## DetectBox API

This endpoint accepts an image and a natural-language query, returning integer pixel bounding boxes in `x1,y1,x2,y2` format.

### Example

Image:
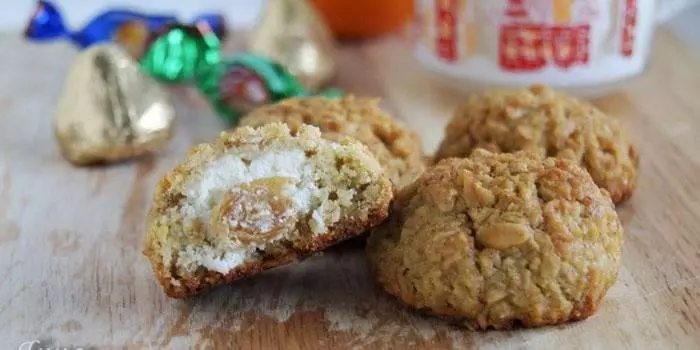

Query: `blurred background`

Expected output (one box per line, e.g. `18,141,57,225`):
3,0,697,31
1,1,265,30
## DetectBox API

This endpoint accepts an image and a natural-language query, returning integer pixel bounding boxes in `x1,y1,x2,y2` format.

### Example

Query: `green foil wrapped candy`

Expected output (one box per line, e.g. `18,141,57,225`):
140,24,221,83
197,53,308,125
139,24,343,125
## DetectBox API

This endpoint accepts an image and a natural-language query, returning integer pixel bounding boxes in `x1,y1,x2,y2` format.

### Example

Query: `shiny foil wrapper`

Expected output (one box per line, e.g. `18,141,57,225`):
138,24,222,83
113,20,151,59
124,23,342,126
54,44,174,165
24,1,227,50
196,53,308,125
249,0,338,92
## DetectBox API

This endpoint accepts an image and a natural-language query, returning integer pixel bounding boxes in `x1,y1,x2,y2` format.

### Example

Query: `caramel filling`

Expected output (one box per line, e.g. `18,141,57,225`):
211,177,297,245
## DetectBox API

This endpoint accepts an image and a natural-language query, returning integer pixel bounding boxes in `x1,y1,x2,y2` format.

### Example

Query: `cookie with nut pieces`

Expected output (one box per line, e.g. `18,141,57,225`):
367,149,624,329
241,95,426,189
144,123,393,298
434,85,639,203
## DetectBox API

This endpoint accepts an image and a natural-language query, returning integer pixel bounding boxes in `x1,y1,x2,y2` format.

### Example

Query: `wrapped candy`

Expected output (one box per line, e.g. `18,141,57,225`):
197,53,323,122
24,1,226,49
138,24,222,83
196,53,342,125
54,44,174,165
248,0,338,92
139,25,342,125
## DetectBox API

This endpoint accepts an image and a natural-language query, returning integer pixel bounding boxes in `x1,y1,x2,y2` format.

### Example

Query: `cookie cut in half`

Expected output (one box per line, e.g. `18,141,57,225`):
434,85,639,203
241,95,426,189
367,150,624,329
144,123,393,298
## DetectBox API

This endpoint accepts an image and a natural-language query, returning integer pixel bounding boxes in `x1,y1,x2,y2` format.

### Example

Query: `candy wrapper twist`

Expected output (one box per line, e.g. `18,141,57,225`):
24,1,226,49
140,24,343,125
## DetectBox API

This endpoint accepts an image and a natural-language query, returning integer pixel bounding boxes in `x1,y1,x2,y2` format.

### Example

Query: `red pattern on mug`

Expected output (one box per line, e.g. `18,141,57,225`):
435,0,458,62
622,0,637,57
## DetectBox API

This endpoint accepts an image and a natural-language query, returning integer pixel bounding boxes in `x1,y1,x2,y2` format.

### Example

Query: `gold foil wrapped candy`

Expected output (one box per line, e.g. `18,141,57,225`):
249,0,338,92
113,21,151,59
54,44,174,165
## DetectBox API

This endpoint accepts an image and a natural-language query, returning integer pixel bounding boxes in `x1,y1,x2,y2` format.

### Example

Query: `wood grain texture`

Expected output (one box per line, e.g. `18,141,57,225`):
2,26,700,349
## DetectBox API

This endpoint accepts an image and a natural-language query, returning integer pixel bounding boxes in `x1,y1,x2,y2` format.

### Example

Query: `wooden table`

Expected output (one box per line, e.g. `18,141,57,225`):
2,22,700,349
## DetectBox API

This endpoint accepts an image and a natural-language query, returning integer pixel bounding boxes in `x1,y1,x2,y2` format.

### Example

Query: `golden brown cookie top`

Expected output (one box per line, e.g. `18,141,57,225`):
367,150,624,329
434,85,639,203
241,95,426,189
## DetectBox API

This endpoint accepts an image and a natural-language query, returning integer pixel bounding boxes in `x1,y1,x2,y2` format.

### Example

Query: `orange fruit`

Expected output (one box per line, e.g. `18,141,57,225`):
310,0,415,39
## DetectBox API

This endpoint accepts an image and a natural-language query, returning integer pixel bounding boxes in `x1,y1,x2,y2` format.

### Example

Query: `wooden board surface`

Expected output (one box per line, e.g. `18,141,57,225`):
2,26,700,349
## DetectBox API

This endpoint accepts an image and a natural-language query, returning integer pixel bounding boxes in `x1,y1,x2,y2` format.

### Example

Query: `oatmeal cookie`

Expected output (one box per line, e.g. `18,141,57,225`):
367,150,624,329
434,85,639,203
144,123,393,298
241,95,426,189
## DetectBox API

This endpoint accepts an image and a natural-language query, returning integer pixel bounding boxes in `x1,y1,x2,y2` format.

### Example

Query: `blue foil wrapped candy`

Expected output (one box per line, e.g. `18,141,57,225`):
24,1,227,49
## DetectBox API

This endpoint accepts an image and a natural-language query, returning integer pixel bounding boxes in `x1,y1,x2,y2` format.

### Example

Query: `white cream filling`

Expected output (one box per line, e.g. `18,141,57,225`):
178,244,252,274
189,149,309,217
173,149,349,274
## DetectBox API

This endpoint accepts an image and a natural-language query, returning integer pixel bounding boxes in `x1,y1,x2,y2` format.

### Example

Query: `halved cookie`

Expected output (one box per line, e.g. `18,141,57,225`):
144,123,393,298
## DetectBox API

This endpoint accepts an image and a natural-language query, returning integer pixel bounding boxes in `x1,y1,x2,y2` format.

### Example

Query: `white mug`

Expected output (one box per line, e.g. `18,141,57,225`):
414,0,656,97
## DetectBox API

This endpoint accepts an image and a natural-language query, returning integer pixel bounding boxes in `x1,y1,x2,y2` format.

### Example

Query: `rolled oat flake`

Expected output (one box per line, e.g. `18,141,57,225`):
414,0,654,97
